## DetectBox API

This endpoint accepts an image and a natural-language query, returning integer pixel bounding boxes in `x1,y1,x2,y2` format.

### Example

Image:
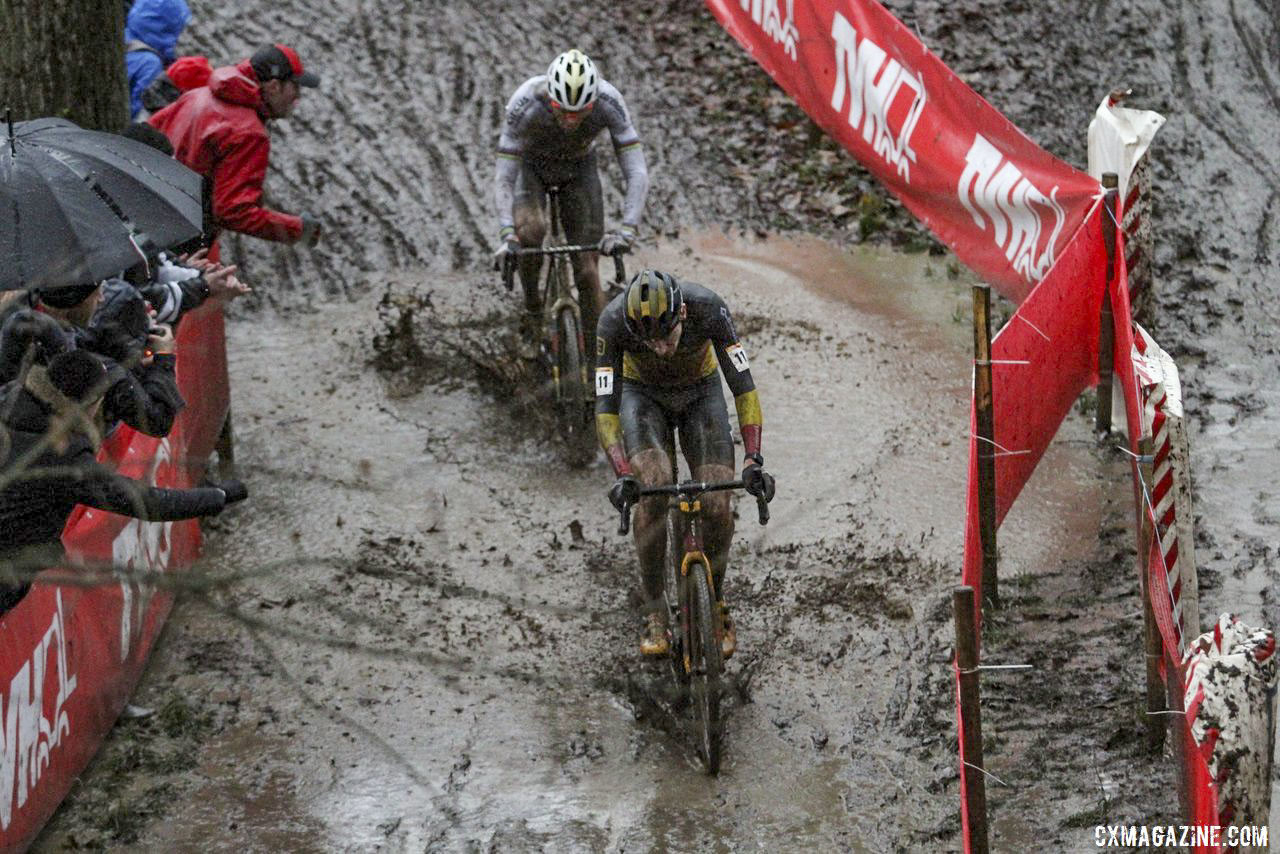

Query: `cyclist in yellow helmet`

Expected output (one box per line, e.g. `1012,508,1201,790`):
595,269,774,659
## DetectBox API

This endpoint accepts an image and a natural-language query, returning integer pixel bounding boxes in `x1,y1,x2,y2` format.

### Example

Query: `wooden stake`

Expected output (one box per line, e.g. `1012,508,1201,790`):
214,408,236,481
1167,657,1191,821
1136,437,1168,752
1096,172,1119,435
954,586,989,854
972,284,998,609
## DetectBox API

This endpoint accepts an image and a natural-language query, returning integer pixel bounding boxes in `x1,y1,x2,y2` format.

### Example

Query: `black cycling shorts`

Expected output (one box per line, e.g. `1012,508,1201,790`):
619,374,735,474
514,151,604,245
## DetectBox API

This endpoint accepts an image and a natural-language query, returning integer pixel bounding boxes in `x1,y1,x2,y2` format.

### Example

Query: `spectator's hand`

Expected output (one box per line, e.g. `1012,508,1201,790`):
204,263,251,304
599,226,636,257
608,475,640,512
742,463,775,502
210,271,252,304
178,247,212,271
203,262,237,289
492,231,521,272
300,214,323,247
144,323,175,364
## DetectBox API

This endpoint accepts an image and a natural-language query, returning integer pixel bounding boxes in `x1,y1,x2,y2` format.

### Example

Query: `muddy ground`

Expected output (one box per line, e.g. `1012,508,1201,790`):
30,0,1280,851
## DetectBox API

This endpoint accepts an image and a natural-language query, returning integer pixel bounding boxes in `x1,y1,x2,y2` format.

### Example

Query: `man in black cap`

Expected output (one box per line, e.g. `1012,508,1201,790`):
149,42,323,251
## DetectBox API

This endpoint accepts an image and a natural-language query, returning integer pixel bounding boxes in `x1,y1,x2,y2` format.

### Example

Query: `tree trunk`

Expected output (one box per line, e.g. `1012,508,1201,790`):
0,0,127,131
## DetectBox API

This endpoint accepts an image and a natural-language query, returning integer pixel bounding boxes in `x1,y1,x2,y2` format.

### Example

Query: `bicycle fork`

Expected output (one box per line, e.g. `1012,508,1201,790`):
675,500,719,676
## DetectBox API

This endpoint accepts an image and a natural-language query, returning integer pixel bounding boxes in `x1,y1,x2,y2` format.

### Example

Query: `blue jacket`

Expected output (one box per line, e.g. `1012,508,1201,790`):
124,0,191,119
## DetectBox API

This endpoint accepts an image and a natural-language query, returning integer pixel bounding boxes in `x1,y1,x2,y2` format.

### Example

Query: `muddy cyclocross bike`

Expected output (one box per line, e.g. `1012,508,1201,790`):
616,476,772,774
502,186,627,467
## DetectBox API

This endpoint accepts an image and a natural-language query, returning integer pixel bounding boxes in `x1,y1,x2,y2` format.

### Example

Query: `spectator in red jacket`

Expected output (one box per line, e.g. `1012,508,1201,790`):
149,43,322,252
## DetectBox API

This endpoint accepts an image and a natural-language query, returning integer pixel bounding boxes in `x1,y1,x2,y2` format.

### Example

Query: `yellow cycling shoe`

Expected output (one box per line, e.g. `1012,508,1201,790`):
721,604,736,660
640,612,669,656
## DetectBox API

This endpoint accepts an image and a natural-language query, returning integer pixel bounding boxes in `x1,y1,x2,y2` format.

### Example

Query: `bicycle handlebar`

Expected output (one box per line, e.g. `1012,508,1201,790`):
616,477,771,536
501,243,629,292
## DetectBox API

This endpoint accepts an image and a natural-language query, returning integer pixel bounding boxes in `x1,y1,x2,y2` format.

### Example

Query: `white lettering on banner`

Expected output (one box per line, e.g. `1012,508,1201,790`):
957,134,1068,284
0,590,78,830
829,12,926,182
112,438,174,662
740,0,798,60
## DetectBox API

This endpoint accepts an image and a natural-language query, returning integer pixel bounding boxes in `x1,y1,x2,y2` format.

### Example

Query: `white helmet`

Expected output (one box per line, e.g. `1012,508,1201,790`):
546,49,598,111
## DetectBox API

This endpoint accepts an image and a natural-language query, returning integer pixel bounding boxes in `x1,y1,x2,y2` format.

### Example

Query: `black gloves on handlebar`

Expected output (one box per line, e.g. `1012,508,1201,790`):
742,465,776,502
608,475,640,512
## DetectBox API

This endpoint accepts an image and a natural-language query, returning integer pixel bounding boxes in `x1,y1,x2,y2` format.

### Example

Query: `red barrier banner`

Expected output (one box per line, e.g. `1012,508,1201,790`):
0,304,228,851
704,0,1102,302
960,200,1107,606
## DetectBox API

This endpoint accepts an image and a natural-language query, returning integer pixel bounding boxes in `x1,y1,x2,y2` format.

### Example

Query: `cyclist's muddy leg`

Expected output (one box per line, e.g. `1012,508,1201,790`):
631,448,673,615
513,163,548,314
693,462,736,598
562,151,605,337
571,252,603,340
681,377,737,600
513,204,546,314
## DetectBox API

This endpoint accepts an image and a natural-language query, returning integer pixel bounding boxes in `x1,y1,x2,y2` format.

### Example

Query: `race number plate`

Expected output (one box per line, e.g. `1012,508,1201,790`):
725,343,750,372
595,367,614,396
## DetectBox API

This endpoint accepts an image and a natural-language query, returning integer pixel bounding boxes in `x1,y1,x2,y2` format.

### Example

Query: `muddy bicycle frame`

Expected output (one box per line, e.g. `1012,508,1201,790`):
618,477,770,773
499,184,627,350
501,186,626,463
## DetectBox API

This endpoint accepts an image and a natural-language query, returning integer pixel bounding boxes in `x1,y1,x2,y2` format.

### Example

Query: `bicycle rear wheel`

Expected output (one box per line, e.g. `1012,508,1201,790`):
687,562,723,774
553,305,597,467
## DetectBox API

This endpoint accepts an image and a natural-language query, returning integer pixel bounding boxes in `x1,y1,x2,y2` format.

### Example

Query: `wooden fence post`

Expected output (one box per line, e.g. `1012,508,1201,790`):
214,407,236,480
954,586,989,854
1096,172,1119,435
972,284,998,609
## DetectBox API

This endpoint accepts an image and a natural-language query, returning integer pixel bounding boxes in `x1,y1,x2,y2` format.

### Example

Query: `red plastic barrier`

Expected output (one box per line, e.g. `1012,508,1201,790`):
0,303,228,852
1110,258,1220,847
703,0,1101,302
951,204,1106,847
959,202,1108,609
707,3,1220,847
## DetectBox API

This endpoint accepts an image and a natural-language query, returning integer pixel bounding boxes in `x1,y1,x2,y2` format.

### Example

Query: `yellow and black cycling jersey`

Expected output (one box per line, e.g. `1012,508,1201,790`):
594,280,762,476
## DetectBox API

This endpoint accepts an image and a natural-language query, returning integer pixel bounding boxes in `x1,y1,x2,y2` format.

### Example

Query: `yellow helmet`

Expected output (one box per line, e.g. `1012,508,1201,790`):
624,269,683,340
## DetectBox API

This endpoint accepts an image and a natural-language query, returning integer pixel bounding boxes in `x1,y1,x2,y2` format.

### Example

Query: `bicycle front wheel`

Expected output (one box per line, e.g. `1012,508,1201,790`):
554,306,597,468
688,562,723,775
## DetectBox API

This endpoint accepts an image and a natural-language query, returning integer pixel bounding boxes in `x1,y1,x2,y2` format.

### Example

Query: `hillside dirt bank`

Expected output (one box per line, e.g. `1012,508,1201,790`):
32,0,1280,849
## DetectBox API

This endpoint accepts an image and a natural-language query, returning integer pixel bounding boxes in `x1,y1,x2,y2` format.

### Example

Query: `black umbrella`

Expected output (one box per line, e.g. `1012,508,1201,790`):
0,114,202,292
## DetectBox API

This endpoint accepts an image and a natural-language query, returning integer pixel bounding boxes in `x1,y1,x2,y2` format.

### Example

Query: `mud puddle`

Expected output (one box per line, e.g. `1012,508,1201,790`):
34,231,1155,851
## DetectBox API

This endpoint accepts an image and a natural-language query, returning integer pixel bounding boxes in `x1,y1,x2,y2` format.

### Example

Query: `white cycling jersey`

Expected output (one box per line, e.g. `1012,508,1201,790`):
494,75,649,231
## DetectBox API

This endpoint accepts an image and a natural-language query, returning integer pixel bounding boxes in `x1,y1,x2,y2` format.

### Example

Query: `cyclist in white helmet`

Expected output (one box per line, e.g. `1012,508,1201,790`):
493,49,650,352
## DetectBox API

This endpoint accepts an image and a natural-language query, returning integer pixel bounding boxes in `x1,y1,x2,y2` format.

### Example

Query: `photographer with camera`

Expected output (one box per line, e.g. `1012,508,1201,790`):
0,349,246,612
81,279,186,437
0,281,184,439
